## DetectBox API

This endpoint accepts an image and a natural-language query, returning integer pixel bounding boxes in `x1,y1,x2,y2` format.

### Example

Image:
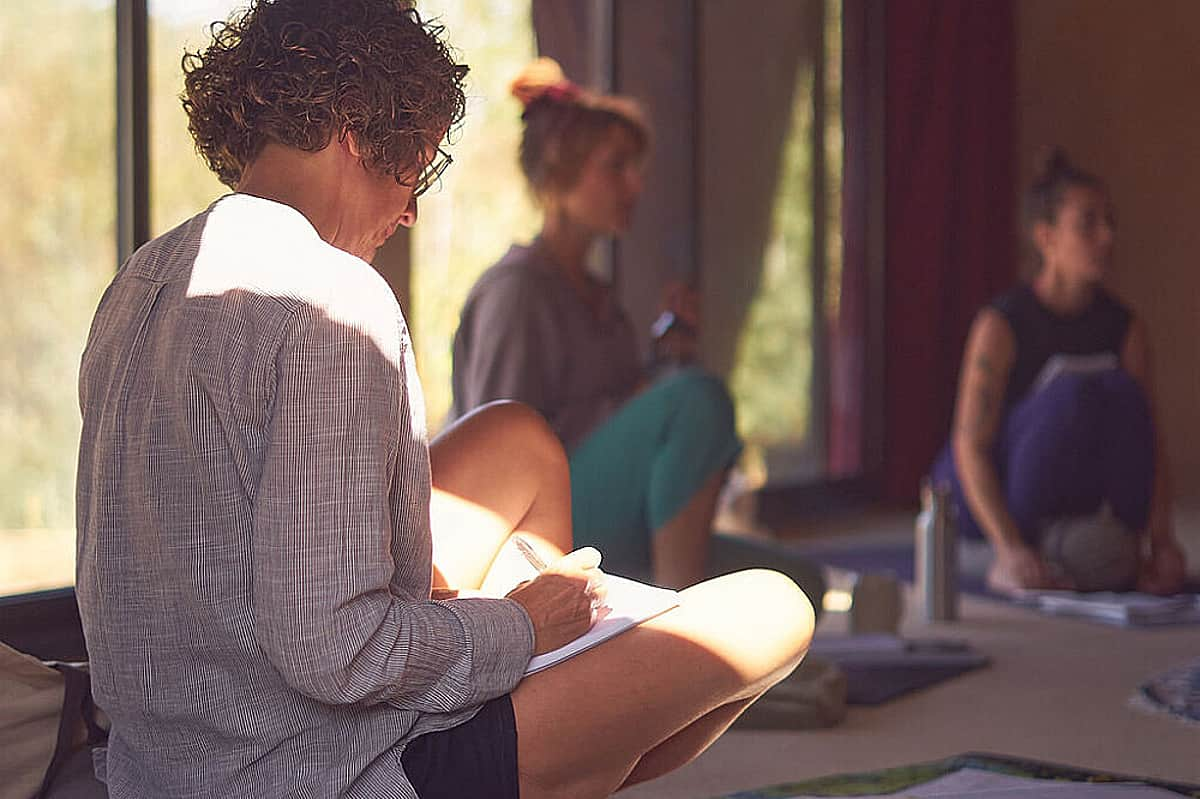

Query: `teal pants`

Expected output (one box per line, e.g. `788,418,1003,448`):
567,368,742,579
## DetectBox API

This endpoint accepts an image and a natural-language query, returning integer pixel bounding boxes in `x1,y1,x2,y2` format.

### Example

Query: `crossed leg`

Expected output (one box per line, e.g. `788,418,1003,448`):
429,401,814,797
429,401,573,591
513,570,813,797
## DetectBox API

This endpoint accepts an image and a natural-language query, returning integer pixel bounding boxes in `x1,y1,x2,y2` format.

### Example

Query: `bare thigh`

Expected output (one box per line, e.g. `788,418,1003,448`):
511,569,814,798
429,401,573,590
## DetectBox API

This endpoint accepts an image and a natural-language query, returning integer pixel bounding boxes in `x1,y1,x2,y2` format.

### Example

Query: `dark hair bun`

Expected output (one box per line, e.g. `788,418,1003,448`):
1033,146,1074,187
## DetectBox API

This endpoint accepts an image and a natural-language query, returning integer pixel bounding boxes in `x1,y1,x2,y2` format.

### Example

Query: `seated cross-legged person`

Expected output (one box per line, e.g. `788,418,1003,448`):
931,149,1186,596
450,58,826,609
74,7,814,798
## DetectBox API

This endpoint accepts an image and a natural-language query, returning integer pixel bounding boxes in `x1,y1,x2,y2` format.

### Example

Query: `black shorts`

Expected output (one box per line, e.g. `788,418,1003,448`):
400,694,520,799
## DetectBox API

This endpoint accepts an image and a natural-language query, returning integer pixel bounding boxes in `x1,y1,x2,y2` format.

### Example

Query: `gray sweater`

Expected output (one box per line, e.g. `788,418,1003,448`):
450,240,642,449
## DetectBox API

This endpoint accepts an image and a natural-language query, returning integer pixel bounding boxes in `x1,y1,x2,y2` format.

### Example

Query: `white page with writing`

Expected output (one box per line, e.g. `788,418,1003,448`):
474,540,680,676
524,574,679,675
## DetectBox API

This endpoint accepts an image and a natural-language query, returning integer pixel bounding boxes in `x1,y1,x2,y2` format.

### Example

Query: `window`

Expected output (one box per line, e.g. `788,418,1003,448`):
0,0,116,596
149,0,236,236
0,0,238,598
409,0,539,432
726,0,849,488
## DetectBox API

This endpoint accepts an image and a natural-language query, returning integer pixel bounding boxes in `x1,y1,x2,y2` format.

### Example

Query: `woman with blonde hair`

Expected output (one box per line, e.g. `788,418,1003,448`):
451,59,826,606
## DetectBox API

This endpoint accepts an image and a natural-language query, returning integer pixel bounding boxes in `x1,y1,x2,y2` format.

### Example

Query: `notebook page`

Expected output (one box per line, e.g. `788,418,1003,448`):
524,574,679,675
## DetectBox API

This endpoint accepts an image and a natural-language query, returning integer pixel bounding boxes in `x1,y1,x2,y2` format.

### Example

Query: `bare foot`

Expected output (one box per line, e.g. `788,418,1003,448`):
987,545,1072,595
1137,540,1186,596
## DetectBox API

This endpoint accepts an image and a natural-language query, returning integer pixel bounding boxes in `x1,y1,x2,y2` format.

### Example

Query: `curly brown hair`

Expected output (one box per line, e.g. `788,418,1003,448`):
182,0,468,188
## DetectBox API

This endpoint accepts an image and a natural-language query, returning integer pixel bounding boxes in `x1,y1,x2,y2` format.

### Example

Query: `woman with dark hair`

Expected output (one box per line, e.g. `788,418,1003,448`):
451,59,827,604
75,4,813,797
931,149,1186,595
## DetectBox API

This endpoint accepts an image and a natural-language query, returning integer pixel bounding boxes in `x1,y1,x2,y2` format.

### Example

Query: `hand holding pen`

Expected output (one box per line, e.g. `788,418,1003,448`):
506,538,610,655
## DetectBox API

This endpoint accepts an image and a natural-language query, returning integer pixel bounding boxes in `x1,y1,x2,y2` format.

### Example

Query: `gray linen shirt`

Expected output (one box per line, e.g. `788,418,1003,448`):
450,241,642,449
76,194,534,798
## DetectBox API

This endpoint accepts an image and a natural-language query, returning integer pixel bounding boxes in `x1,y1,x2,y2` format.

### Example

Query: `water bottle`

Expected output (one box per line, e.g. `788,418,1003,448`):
915,479,958,622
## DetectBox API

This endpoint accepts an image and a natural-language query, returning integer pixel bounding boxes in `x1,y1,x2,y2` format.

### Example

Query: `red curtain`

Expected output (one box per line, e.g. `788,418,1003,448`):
827,0,874,478
881,0,1017,501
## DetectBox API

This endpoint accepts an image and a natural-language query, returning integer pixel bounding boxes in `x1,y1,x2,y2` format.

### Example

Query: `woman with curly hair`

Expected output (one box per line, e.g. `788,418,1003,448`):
75,3,814,797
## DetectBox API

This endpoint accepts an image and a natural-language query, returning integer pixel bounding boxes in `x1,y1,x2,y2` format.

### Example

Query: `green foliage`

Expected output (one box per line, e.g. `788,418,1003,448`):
409,0,539,432
149,5,232,236
0,0,116,533
729,69,817,452
0,0,232,591
729,0,842,474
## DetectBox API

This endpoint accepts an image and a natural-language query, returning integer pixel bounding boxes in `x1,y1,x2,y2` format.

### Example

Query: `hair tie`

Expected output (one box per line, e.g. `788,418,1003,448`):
518,80,582,120
542,81,581,104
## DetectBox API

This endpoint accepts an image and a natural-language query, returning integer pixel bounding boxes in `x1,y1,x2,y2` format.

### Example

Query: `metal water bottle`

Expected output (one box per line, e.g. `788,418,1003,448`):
915,479,958,622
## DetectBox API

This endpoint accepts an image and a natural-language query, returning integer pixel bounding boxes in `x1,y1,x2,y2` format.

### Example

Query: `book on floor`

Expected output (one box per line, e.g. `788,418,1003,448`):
1015,590,1200,626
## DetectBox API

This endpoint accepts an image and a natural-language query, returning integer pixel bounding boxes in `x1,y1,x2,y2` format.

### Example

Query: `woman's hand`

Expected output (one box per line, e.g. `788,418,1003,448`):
660,281,700,330
651,282,701,369
506,547,608,654
1137,538,1186,596
987,543,1073,594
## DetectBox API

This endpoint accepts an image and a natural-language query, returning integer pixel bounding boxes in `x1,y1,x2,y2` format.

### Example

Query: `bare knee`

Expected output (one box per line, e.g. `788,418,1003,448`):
727,568,815,649
679,568,815,689
465,401,565,462
440,400,568,479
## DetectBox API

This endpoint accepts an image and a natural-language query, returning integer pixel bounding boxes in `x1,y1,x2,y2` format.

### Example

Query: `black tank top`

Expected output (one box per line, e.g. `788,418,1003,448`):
991,283,1132,408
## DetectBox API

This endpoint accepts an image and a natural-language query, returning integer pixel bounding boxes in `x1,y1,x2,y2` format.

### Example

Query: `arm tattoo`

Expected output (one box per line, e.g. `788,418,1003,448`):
971,386,995,435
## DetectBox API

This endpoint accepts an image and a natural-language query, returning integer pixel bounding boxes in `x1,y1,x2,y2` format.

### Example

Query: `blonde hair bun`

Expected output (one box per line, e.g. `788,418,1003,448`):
510,57,573,107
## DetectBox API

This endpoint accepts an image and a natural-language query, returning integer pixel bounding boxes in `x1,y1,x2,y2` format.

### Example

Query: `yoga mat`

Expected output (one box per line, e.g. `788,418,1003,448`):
796,541,1200,601
1133,657,1200,726
715,751,1200,798
795,541,992,595
837,658,988,705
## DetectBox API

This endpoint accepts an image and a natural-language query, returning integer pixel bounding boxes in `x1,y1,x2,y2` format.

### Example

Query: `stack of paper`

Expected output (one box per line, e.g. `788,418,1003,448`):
1022,591,1200,627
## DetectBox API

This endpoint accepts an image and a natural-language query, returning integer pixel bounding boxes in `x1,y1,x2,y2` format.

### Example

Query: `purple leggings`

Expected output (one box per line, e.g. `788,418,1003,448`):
931,370,1155,545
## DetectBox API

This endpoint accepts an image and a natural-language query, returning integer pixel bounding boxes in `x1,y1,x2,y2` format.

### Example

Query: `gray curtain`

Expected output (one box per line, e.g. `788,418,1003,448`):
531,0,596,89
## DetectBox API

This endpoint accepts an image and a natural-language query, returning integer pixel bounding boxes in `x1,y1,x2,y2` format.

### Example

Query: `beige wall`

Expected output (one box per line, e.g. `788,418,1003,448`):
1018,0,1200,499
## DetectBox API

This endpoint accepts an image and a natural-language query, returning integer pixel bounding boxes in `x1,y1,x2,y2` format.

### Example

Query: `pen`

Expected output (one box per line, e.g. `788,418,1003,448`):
513,536,609,614
512,535,548,572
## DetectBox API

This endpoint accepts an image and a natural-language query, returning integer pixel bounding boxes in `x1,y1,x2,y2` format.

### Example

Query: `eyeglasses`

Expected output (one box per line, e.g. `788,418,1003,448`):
401,145,453,198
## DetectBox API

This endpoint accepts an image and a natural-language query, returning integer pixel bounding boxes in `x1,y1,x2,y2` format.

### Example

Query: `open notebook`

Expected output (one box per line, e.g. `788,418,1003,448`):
477,542,680,676
524,574,680,674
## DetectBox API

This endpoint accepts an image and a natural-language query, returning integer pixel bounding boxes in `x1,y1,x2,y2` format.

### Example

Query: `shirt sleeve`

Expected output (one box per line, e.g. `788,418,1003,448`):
453,271,564,421
251,301,534,712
